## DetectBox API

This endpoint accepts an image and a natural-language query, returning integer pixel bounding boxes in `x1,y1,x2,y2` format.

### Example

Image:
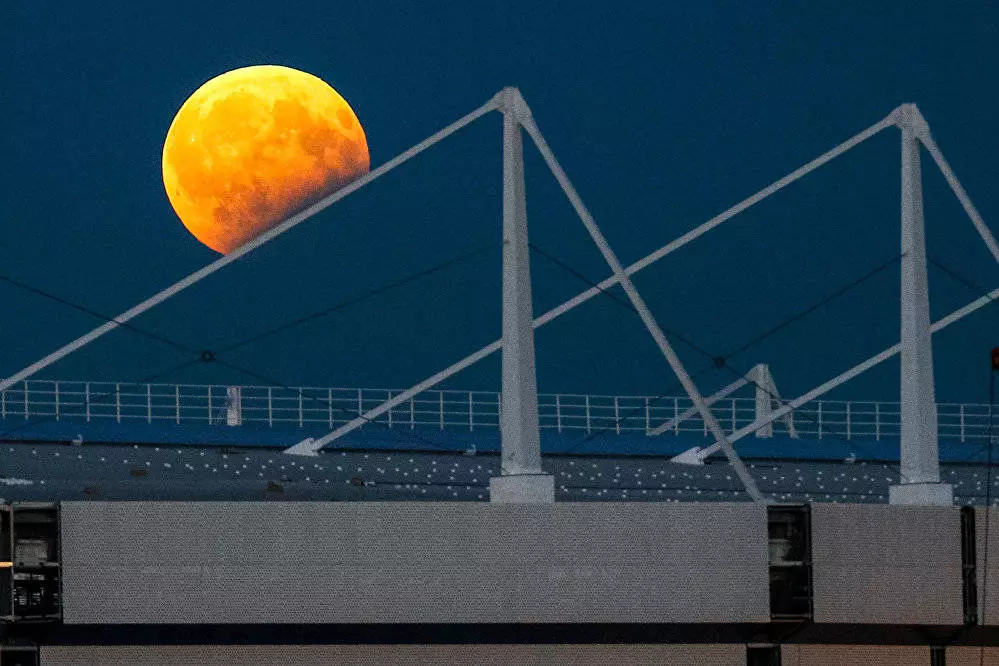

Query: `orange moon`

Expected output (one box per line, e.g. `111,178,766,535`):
162,65,369,253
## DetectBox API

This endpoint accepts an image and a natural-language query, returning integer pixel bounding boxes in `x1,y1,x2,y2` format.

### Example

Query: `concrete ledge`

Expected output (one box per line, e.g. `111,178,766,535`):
889,482,954,506
489,474,554,503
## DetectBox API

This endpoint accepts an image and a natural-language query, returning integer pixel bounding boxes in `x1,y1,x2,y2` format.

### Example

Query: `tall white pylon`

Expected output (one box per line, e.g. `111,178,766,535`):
889,104,952,506
489,88,553,503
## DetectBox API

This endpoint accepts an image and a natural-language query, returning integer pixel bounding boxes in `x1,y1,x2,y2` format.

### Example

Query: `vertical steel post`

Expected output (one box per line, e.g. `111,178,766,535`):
226,386,242,426
490,87,552,503
890,104,952,506
754,364,773,438
556,395,562,433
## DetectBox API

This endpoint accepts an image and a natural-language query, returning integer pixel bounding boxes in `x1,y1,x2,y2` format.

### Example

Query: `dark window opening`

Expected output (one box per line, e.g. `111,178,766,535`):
961,506,978,626
9,503,60,621
768,505,813,620
747,645,781,666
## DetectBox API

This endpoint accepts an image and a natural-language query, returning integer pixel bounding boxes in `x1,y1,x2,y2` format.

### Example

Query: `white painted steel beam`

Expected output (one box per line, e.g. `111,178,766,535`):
647,375,750,437
753,364,775,439
693,283,999,462
491,88,551,502
520,115,764,502
294,108,897,455
892,104,947,504
919,132,999,267
0,97,500,394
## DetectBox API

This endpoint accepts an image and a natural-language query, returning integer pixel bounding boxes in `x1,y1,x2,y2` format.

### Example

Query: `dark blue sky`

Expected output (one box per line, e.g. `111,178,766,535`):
2,2,998,404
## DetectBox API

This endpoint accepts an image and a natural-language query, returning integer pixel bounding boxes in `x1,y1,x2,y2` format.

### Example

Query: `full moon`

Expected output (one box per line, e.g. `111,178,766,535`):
162,65,369,253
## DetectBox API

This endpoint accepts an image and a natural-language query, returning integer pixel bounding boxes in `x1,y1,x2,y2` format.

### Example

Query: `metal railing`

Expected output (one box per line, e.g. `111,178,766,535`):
0,379,995,442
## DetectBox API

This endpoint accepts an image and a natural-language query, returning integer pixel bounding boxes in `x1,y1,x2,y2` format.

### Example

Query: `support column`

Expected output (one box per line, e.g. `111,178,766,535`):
754,364,773,439
890,104,952,506
490,87,554,503
225,387,242,426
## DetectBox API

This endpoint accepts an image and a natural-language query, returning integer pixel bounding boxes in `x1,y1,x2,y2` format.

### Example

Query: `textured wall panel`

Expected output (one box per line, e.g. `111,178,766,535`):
60,501,768,624
976,511,999,624
811,504,963,624
947,647,999,666
40,644,745,666
780,645,929,665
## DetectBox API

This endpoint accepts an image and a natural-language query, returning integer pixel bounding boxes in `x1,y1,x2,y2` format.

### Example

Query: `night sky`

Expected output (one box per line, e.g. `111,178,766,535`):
3,3,998,405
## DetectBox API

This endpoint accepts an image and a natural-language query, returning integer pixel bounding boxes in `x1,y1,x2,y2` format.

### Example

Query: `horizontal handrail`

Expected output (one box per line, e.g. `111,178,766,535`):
0,379,994,443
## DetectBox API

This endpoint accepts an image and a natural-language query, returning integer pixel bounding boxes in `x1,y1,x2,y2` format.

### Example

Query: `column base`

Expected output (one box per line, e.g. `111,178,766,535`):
889,482,953,506
489,474,554,503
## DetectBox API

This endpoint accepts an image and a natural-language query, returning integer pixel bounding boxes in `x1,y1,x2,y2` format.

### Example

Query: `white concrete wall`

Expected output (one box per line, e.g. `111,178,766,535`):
811,504,963,624
60,501,769,624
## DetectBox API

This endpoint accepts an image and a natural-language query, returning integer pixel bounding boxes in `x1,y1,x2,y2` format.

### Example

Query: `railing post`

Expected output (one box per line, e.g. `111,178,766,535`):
960,404,965,443
54,381,60,421
357,388,363,418
115,383,121,423
439,392,444,430
268,387,273,427
410,397,415,429
207,385,212,425
585,395,591,434
846,401,851,440
614,397,620,435
673,397,679,434
644,397,650,433
175,385,180,424
147,384,152,424
876,402,881,441
24,381,29,420
1,388,5,419
469,392,474,432
556,394,562,433
730,399,736,433
387,390,393,428
328,389,334,427
298,389,303,428
817,401,822,439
